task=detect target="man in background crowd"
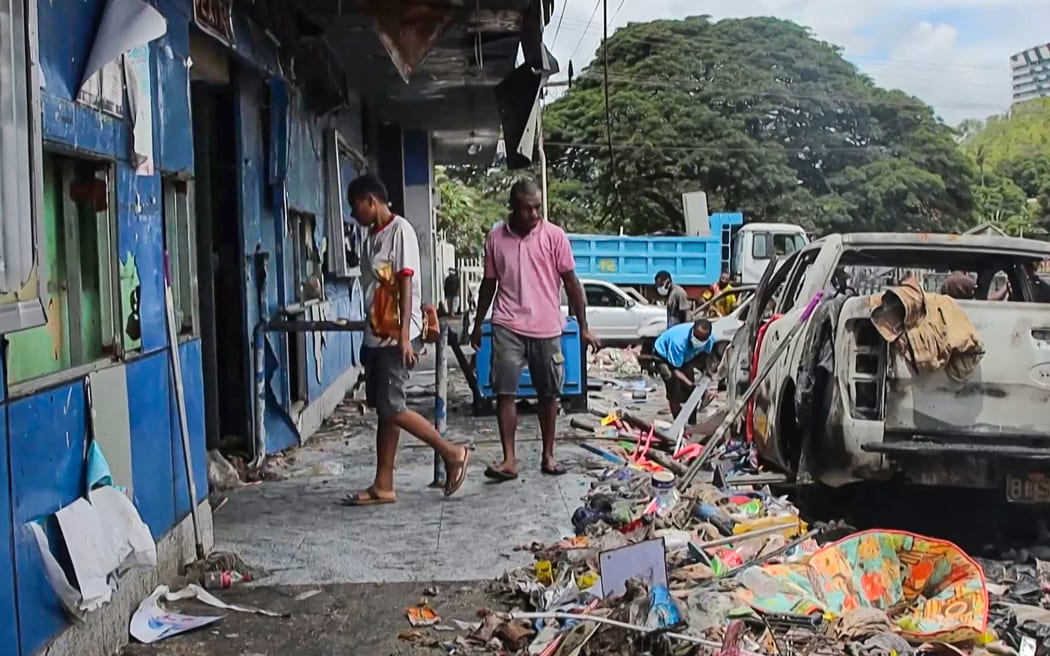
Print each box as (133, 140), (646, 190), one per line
(711, 270), (736, 316)
(655, 270), (691, 328)
(444, 267), (461, 315)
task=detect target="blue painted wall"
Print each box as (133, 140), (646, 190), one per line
(0, 2), (209, 654)
(2, 0), (378, 650)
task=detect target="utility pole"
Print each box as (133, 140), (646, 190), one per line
(601, 0), (625, 223)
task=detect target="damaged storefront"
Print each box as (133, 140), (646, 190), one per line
(0, 0), (550, 654)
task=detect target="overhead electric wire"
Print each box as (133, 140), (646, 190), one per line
(568, 0), (603, 63)
(549, 0), (569, 47)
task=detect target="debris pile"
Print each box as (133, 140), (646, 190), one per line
(396, 402), (1041, 656)
(588, 346), (642, 377)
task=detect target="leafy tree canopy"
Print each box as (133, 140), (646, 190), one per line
(541, 15), (976, 235)
(963, 98), (1050, 170)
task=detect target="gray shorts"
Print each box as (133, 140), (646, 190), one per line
(491, 324), (565, 398)
(362, 339), (420, 420)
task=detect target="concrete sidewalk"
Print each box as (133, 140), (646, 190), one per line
(210, 368), (597, 587)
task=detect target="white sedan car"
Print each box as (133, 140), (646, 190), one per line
(461, 279), (667, 348)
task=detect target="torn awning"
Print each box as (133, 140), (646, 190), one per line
(358, 0), (456, 83)
(496, 65), (543, 170)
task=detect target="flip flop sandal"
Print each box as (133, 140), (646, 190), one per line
(541, 463), (569, 477)
(340, 487), (396, 507)
(443, 447), (471, 498)
(484, 464), (519, 482)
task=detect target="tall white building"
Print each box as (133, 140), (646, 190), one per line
(1011, 44), (1050, 104)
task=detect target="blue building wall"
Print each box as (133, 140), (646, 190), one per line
(1, 0), (368, 653)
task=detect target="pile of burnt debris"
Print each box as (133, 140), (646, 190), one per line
(398, 394), (1048, 656)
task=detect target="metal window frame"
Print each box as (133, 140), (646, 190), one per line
(0, 0), (47, 334)
(323, 128), (365, 279)
(162, 178), (200, 337)
(57, 158), (119, 364)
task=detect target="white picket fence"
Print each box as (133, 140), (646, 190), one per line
(458, 257), (484, 309)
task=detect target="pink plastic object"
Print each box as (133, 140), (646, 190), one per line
(800, 291), (825, 322)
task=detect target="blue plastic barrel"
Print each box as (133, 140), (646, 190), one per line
(476, 318), (583, 399)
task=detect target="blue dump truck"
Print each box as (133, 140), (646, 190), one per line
(568, 213), (809, 290)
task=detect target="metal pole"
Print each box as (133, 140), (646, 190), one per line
(539, 98), (549, 220)
(429, 319), (450, 488)
(250, 323), (267, 470)
(164, 255), (206, 560)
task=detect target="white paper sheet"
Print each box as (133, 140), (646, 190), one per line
(79, 0), (166, 92)
(130, 584), (286, 644)
(31, 486), (157, 617)
(129, 586), (223, 644)
(123, 45), (155, 175)
(56, 497), (120, 610)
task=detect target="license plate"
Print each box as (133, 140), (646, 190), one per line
(1006, 473), (1050, 503)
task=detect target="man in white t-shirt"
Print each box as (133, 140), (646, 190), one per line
(341, 174), (469, 506)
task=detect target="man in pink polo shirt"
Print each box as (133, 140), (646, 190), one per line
(470, 179), (599, 480)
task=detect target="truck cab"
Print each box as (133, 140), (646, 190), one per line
(730, 223), (809, 285)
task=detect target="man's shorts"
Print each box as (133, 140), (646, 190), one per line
(491, 324), (564, 398)
(361, 338), (421, 420)
(656, 359), (693, 405)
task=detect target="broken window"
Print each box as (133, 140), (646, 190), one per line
(291, 211), (323, 302)
(163, 178), (199, 336)
(0, 0), (47, 334)
(6, 154), (119, 386)
(323, 128), (364, 278)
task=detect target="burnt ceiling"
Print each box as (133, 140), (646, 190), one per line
(257, 0), (544, 164)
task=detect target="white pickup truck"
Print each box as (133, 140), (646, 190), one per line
(725, 233), (1050, 502)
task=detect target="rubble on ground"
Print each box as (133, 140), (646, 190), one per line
(395, 354), (1033, 656)
(588, 345), (643, 377)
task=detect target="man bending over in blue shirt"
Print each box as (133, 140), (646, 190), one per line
(653, 319), (714, 419)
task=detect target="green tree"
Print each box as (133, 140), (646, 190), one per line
(962, 98), (1050, 169)
(542, 15), (975, 235)
(995, 155), (1050, 198)
(434, 169), (502, 258)
(972, 172), (1030, 235)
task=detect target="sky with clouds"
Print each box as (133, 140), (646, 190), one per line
(545, 0), (1050, 125)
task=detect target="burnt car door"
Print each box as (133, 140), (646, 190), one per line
(725, 255), (779, 409)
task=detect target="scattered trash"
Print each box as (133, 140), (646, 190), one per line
(307, 460), (345, 477)
(203, 570), (252, 590)
(738, 530), (989, 643)
(294, 589), (322, 602)
(207, 450), (244, 491)
(406, 603), (441, 627)
(423, 585), (441, 597)
(130, 584), (285, 644)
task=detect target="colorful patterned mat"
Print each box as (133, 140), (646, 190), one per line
(737, 530), (988, 643)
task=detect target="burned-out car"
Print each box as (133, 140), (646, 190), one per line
(724, 233), (1050, 501)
